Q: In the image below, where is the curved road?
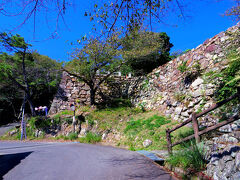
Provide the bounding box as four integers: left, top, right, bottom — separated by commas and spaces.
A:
0, 142, 176, 180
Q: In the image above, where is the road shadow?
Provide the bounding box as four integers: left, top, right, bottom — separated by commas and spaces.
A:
0, 151, 32, 179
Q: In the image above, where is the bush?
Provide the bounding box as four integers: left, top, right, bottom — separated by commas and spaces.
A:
178, 61, 188, 73
79, 132, 101, 144
68, 132, 78, 140
28, 116, 51, 130
215, 50, 240, 101
166, 142, 206, 172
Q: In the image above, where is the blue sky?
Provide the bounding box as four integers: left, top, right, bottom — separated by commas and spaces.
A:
0, 0, 238, 62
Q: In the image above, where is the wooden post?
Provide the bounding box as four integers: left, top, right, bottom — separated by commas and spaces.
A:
166, 129, 172, 154
192, 112, 200, 143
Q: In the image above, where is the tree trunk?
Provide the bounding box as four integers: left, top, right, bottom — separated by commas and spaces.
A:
90, 88, 96, 105
27, 96, 36, 116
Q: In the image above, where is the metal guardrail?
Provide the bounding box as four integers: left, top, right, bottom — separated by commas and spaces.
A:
166, 87, 240, 154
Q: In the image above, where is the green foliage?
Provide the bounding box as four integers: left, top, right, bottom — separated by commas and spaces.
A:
124, 115, 171, 134
174, 92, 186, 102
0, 33, 61, 122
142, 79, 149, 90
68, 132, 78, 140
178, 61, 188, 73
88, 119, 95, 127
224, 1, 240, 21
65, 34, 121, 105
171, 49, 191, 60
29, 52, 62, 106
120, 63, 133, 76
59, 110, 74, 115
122, 31, 173, 75
79, 132, 101, 144
63, 117, 73, 125
172, 127, 195, 149
119, 112, 177, 150
137, 102, 146, 112
87, 0, 185, 35
166, 142, 206, 172
98, 98, 133, 109
67, 35, 121, 78
85, 104, 143, 133
52, 110, 74, 125
0, 33, 29, 51
55, 134, 65, 140
218, 51, 240, 99
28, 116, 51, 130
178, 59, 202, 85
210, 50, 240, 101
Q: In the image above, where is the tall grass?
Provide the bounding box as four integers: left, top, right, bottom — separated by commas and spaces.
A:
79, 132, 101, 144
166, 142, 206, 172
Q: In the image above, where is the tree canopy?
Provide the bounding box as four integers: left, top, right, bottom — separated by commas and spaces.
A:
224, 0, 240, 21
0, 0, 186, 36
65, 34, 122, 105
0, 33, 62, 123
121, 31, 173, 75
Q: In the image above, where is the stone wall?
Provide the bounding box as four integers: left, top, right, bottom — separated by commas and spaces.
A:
49, 72, 138, 114
206, 145, 240, 179
50, 22, 240, 121
49, 22, 240, 179
133, 22, 240, 127
50, 22, 239, 122
129, 22, 240, 179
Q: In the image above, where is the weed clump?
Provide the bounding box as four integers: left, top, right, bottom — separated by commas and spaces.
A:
79, 132, 101, 144
68, 132, 78, 140
166, 142, 206, 172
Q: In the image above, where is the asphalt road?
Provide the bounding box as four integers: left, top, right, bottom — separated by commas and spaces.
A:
0, 142, 176, 180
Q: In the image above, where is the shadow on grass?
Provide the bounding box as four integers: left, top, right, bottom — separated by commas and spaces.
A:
96, 98, 133, 110
0, 151, 33, 179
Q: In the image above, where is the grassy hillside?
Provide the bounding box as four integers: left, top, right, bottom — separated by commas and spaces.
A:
0, 99, 193, 151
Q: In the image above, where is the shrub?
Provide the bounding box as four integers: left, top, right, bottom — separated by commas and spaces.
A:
178, 61, 188, 73
28, 116, 51, 130
166, 142, 206, 172
138, 102, 146, 112
60, 110, 74, 115
68, 132, 78, 140
55, 134, 64, 140
79, 132, 101, 144
88, 119, 95, 127
215, 50, 240, 101
174, 93, 186, 102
